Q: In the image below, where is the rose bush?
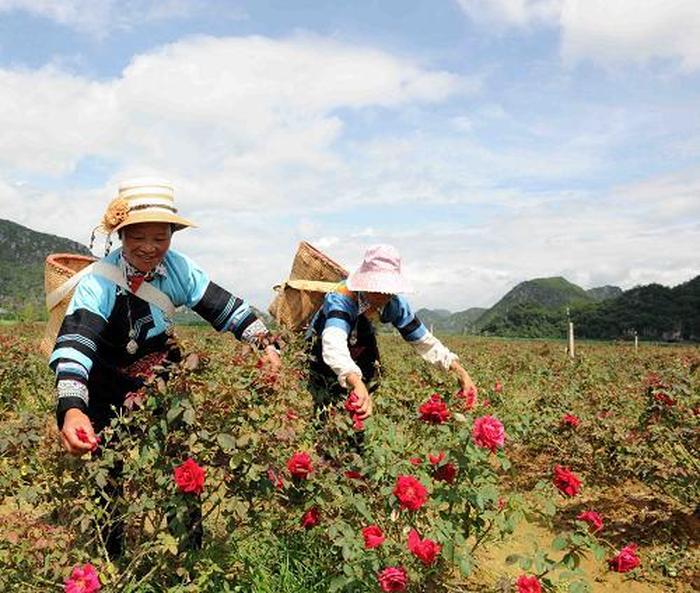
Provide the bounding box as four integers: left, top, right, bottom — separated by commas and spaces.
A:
0, 325, 696, 591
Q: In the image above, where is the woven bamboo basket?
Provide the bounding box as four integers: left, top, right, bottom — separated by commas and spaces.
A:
269, 241, 347, 331
40, 253, 97, 357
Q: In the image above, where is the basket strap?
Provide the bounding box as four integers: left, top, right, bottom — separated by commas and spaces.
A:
285, 279, 341, 293
45, 263, 97, 311
46, 261, 176, 317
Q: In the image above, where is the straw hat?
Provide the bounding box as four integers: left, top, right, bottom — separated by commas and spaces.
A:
346, 244, 413, 294
101, 178, 196, 235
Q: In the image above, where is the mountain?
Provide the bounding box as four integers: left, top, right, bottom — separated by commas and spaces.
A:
0, 219, 91, 315
587, 285, 623, 301
573, 276, 700, 341
475, 277, 595, 331
478, 275, 700, 341
417, 307, 487, 334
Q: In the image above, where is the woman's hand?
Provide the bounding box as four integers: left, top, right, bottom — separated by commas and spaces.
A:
346, 373, 373, 419
60, 409, 98, 456
450, 360, 477, 395
260, 345, 282, 373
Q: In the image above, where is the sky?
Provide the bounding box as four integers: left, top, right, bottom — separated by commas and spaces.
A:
0, 0, 699, 312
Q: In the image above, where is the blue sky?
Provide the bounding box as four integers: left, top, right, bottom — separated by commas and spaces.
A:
1, 0, 699, 311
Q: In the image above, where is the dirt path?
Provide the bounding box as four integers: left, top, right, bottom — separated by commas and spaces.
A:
470, 519, 695, 593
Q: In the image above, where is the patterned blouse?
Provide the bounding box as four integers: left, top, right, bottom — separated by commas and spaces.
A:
51, 248, 271, 424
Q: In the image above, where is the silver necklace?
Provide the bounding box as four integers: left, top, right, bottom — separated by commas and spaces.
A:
126, 296, 139, 355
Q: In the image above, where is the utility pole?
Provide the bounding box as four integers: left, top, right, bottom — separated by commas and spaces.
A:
634, 329, 638, 353
566, 307, 575, 359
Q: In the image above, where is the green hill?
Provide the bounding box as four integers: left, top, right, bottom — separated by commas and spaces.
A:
416, 307, 487, 334
0, 219, 91, 316
476, 276, 594, 332
573, 276, 700, 341
586, 285, 623, 301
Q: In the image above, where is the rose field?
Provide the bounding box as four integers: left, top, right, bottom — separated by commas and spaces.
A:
0, 323, 698, 592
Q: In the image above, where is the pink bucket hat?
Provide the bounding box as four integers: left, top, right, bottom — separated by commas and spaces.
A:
346, 244, 413, 294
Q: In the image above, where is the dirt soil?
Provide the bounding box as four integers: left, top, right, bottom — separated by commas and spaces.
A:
466, 479, 699, 593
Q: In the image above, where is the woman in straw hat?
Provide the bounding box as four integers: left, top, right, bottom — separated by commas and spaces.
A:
307, 244, 476, 421
49, 178, 280, 554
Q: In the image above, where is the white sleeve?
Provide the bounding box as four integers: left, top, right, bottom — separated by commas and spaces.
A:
410, 331, 458, 371
321, 326, 363, 389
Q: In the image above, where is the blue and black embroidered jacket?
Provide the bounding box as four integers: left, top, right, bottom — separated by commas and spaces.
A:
50, 247, 267, 425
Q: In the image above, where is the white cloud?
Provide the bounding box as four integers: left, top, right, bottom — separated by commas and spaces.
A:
457, 0, 700, 71
0, 34, 470, 308
0, 34, 465, 189
456, 0, 561, 27
0, 0, 233, 36
560, 0, 700, 71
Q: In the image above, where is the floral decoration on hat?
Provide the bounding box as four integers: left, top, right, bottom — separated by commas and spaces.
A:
101, 197, 130, 233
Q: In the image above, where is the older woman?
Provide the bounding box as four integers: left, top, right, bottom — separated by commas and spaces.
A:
49, 179, 280, 554
307, 244, 476, 420
52, 179, 280, 450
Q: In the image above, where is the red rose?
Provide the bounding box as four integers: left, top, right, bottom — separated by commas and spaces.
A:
644, 373, 665, 389
494, 381, 503, 393
609, 544, 640, 573
173, 458, 206, 495
418, 394, 451, 424
300, 507, 320, 529
428, 452, 445, 465
457, 386, 478, 410
345, 392, 360, 412
75, 428, 101, 451
64, 563, 101, 593
552, 465, 581, 497
516, 574, 541, 593
345, 392, 365, 431
434, 462, 457, 484
653, 392, 676, 406
577, 510, 603, 533
287, 451, 314, 479
561, 413, 580, 428
393, 475, 429, 511
362, 525, 385, 549
472, 415, 505, 452
407, 528, 441, 565
377, 566, 408, 592
285, 408, 300, 420
267, 467, 284, 490
409, 457, 423, 466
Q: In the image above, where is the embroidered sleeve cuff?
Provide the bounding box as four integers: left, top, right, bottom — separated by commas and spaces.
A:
240, 318, 277, 350
56, 379, 89, 429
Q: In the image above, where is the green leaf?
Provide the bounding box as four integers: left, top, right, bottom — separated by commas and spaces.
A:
330, 576, 349, 592
552, 534, 569, 551
562, 551, 580, 570
591, 544, 606, 561
543, 499, 557, 516
183, 407, 196, 426
569, 580, 589, 593
457, 554, 473, 576
157, 532, 179, 556
216, 433, 237, 451
353, 496, 373, 523
166, 404, 182, 424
